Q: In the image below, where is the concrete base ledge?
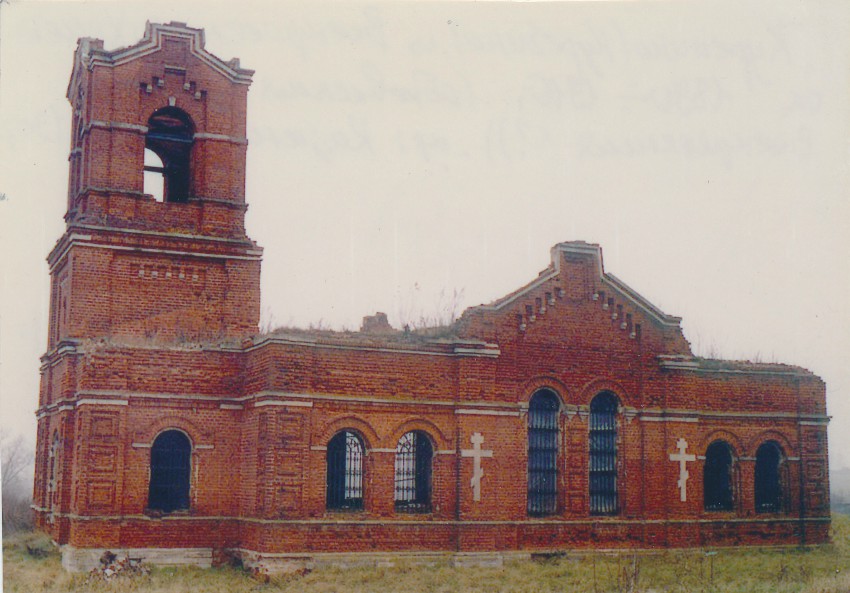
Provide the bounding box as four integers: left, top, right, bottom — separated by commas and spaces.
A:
229, 549, 534, 574
61, 545, 213, 572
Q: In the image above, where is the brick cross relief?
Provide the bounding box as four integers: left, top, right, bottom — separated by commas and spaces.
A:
669, 438, 696, 502
461, 432, 493, 502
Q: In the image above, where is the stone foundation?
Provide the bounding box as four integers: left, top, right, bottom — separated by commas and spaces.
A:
61, 545, 213, 572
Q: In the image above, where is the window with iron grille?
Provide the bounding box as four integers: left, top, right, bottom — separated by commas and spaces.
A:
394, 431, 433, 512
327, 431, 364, 511
148, 430, 191, 512
704, 440, 734, 511
755, 441, 783, 513
589, 392, 618, 515
528, 390, 560, 516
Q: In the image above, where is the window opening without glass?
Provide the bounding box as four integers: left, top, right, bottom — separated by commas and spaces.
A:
148, 430, 191, 512
327, 431, 364, 511
394, 431, 433, 512
589, 392, 618, 515
528, 390, 559, 516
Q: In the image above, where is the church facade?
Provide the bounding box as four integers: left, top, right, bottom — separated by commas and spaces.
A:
33, 23, 831, 572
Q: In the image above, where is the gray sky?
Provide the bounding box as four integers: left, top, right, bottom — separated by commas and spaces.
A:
1, 1, 849, 473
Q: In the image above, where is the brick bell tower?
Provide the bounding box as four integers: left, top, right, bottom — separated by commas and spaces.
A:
49, 21, 261, 346
34, 21, 260, 552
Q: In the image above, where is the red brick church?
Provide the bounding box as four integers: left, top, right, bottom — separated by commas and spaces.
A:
34, 22, 830, 572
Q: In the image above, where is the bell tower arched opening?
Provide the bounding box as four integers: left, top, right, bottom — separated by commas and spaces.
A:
144, 107, 194, 203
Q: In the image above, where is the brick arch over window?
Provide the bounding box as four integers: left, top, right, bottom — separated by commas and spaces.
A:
317, 416, 379, 450
521, 376, 571, 405
755, 440, 787, 514
578, 379, 630, 408
148, 429, 192, 513
326, 430, 366, 511
527, 388, 561, 516
745, 430, 793, 459
387, 418, 451, 452
589, 391, 619, 516
704, 440, 735, 512
144, 107, 194, 203
136, 415, 209, 446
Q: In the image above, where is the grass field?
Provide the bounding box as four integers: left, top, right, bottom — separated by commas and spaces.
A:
4, 516, 850, 593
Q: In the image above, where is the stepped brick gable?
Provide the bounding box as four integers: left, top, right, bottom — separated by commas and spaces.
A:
34, 23, 830, 573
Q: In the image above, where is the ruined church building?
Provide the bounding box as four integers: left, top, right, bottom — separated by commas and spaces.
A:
34, 23, 830, 572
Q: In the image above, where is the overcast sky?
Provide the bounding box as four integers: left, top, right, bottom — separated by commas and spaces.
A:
1, 1, 848, 473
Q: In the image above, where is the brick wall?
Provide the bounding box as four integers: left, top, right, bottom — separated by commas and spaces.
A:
33, 23, 830, 565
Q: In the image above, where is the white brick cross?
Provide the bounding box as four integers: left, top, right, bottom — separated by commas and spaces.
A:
669, 438, 696, 502
461, 432, 493, 502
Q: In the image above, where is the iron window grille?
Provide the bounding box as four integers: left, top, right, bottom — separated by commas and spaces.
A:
394, 431, 433, 512
148, 430, 191, 513
528, 390, 560, 516
704, 441, 734, 511
589, 392, 618, 515
327, 431, 364, 511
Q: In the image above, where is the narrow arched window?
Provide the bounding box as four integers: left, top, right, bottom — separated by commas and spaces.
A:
394, 431, 433, 512
704, 440, 734, 511
47, 431, 61, 514
148, 430, 191, 512
327, 431, 364, 511
528, 390, 560, 516
755, 441, 783, 513
144, 107, 193, 203
589, 391, 618, 515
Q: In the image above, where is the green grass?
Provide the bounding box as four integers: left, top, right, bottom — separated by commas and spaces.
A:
5, 516, 850, 593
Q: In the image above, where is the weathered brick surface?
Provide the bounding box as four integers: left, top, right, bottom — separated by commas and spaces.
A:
34, 23, 830, 569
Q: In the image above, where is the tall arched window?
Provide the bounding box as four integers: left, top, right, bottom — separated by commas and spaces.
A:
144, 107, 193, 203
47, 431, 61, 516
394, 431, 433, 512
148, 430, 191, 512
589, 391, 619, 515
327, 431, 364, 511
755, 441, 784, 513
704, 440, 734, 512
528, 390, 560, 516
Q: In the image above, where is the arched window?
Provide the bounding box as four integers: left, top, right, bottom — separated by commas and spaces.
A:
394, 431, 433, 512
704, 440, 734, 512
327, 431, 364, 511
755, 441, 784, 513
148, 430, 191, 512
528, 390, 560, 516
589, 391, 619, 515
144, 107, 193, 203
47, 431, 61, 516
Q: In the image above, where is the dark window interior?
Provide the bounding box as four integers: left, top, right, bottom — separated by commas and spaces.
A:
755, 441, 783, 513
327, 431, 364, 511
144, 108, 193, 203
589, 391, 618, 515
148, 430, 191, 512
528, 390, 559, 516
704, 440, 734, 511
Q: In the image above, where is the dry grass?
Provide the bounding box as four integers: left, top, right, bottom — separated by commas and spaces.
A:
4, 516, 850, 593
